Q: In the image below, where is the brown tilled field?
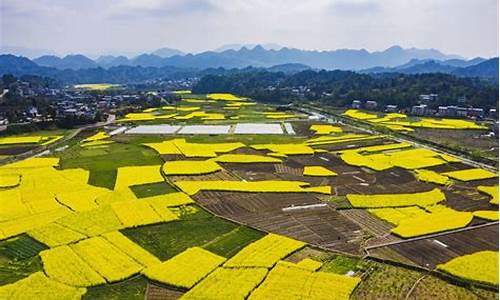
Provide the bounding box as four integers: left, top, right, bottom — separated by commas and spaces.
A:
193, 191, 366, 254
368, 224, 499, 268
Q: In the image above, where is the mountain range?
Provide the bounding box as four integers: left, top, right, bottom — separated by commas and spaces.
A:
27, 45, 466, 71
361, 57, 498, 80
0, 45, 497, 83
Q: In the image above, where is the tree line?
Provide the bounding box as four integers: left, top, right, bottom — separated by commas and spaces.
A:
193, 70, 499, 110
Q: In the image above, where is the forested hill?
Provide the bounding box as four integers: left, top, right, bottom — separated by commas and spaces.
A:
192, 70, 499, 110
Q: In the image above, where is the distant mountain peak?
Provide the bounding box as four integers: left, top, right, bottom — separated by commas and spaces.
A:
253, 45, 266, 51
151, 47, 184, 58
385, 45, 404, 51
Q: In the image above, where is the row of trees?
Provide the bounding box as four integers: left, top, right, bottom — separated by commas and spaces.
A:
193, 70, 499, 110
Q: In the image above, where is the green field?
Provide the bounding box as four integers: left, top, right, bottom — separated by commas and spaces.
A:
0, 235, 46, 285
130, 182, 177, 198
122, 207, 262, 260
58, 142, 161, 189
83, 276, 147, 300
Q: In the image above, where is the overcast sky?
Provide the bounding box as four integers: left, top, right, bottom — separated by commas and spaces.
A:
1, 0, 498, 58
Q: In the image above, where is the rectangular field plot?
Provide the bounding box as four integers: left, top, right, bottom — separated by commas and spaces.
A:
125, 125, 181, 134
178, 125, 231, 135
234, 123, 284, 134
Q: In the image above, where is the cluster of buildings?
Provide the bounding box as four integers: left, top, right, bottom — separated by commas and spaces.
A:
352, 100, 378, 110
351, 93, 497, 120
410, 104, 495, 119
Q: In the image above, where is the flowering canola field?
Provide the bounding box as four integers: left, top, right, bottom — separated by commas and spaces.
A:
309, 124, 343, 135
343, 109, 488, 130
143, 247, 225, 288
224, 233, 305, 268
248, 261, 360, 300
347, 188, 445, 208
437, 251, 498, 286
477, 185, 499, 205
175, 180, 331, 196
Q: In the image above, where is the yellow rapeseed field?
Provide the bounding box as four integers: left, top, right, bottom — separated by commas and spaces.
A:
114, 165, 163, 189
172, 90, 191, 94
472, 210, 499, 221
368, 206, 430, 225
111, 200, 176, 227
437, 251, 498, 286
175, 180, 331, 196
344, 109, 486, 130
0, 136, 42, 145
142, 192, 194, 208
82, 131, 109, 143
305, 134, 384, 146
40, 245, 106, 287
339, 147, 450, 171
442, 168, 498, 181
303, 166, 337, 176
207, 93, 247, 101
265, 113, 298, 119
391, 210, 473, 238
0, 135, 63, 146
211, 154, 282, 163
295, 258, 323, 271
55, 205, 123, 237
342, 109, 378, 120
0, 272, 86, 300
180, 267, 269, 300
248, 260, 361, 300
143, 247, 225, 288
144, 139, 244, 157
102, 231, 160, 267
309, 124, 343, 135
162, 160, 222, 175
74, 83, 121, 90
28, 223, 86, 247
0, 174, 20, 188
251, 143, 315, 156
71, 236, 143, 282
342, 109, 487, 130
346, 188, 445, 208
414, 169, 451, 185
477, 185, 499, 205
56, 186, 110, 211
224, 233, 305, 268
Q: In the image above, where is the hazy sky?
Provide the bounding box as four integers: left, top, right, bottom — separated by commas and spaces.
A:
1, 0, 498, 58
